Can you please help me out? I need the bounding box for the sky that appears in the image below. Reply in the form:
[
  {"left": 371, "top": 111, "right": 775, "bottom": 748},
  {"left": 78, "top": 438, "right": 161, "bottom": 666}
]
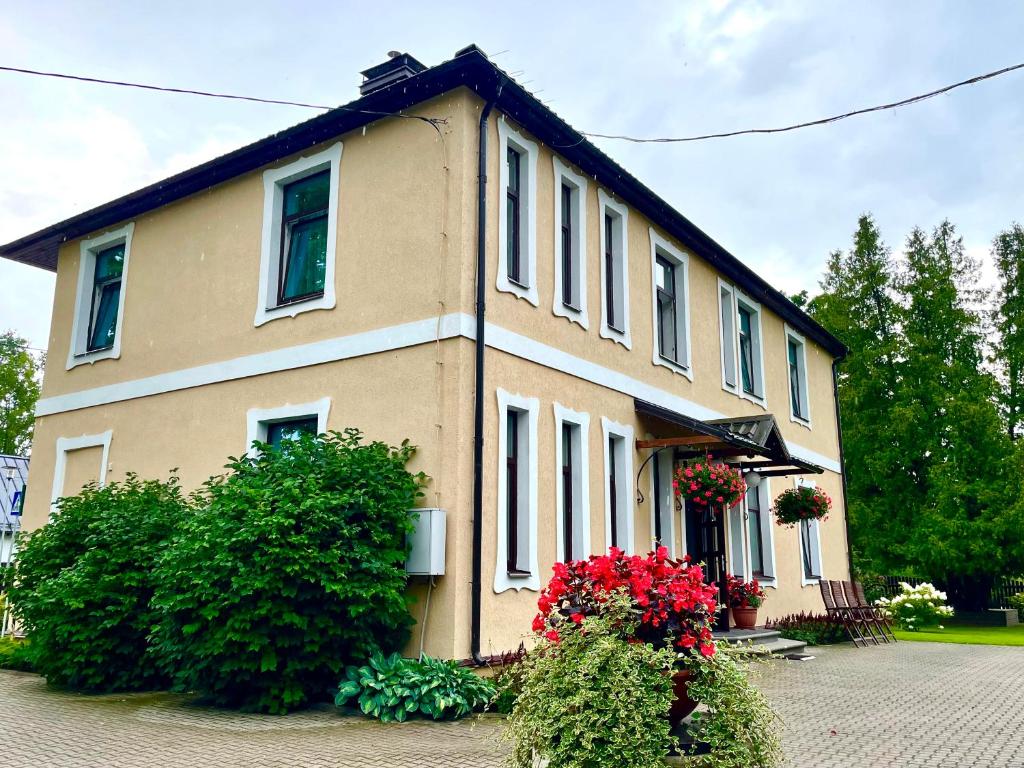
[{"left": 1, "top": 0, "right": 1022, "bottom": 351}]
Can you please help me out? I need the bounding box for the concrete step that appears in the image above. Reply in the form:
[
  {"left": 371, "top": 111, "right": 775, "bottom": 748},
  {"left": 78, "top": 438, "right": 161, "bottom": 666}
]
[
  {"left": 712, "top": 628, "right": 782, "bottom": 644},
  {"left": 711, "top": 628, "right": 808, "bottom": 657}
]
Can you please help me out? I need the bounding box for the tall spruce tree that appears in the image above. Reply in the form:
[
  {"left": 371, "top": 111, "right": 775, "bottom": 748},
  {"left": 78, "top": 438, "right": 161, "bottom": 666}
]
[{"left": 992, "top": 224, "right": 1024, "bottom": 439}]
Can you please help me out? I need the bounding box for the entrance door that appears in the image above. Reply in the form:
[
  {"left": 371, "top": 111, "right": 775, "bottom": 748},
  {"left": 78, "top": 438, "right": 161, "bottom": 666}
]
[{"left": 684, "top": 499, "right": 730, "bottom": 631}]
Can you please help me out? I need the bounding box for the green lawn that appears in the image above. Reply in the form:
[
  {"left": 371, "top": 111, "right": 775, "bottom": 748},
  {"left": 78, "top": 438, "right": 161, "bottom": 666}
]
[{"left": 893, "top": 624, "right": 1024, "bottom": 646}]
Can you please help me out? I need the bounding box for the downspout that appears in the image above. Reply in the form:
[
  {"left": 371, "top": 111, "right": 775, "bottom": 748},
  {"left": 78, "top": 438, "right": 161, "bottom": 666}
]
[
  {"left": 832, "top": 357, "right": 855, "bottom": 580},
  {"left": 470, "top": 96, "right": 496, "bottom": 665}
]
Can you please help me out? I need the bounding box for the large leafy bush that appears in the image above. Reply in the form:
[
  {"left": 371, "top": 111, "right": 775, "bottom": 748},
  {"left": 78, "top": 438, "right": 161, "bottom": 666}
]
[
  {"left": 8, "top": 475, "right": 185, "bottom": 690},
  {"left": 335, "top": 652, "right": 495, "bottom": 722},
  {"left": 503, "top": 593, "right": 676, "bottom": 768},
  {"left": 151, "top": 429, "right": 425, "bottom": 713},
  {"left": 0, "top": 637, "right": 34, "bottom": 671}
]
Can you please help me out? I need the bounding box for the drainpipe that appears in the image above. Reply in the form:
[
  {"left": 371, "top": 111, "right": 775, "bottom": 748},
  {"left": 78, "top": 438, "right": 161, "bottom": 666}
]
[
  {"left": 470, "top": 96, "right": 496, "bottom": 665},
  {"left": 831, "top": 358, "right": 855, "bottom": 580}
]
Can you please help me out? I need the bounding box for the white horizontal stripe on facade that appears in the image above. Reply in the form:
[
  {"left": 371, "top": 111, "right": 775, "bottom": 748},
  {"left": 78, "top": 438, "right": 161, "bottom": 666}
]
[{"left": 36, "top": 312, "right": 841, "bottom": 474}]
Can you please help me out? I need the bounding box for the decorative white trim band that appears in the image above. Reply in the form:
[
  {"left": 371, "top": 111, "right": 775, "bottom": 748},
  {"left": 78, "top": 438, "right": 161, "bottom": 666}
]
[{"left": 36, "top": 313, "right": 841, "bottom": 474}]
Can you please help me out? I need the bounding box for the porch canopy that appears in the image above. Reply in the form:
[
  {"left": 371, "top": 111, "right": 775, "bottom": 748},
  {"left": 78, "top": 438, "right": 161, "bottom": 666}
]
[{"left": 633, "top": 399, "right": 823, "bottom": 478}]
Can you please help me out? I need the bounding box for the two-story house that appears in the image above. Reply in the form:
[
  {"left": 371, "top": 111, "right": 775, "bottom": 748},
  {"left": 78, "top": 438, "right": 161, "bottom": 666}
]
[{"left": 0, "top": 46, "right": 850, "bottom": 662}]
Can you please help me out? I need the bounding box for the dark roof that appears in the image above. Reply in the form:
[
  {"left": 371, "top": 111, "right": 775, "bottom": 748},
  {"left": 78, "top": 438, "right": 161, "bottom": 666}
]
[
  {"left": 0, "top": 46, "right": 846, "bottom": 358},
  {"left": 706, "top": 414, "right": 792, "bottom": 463}
]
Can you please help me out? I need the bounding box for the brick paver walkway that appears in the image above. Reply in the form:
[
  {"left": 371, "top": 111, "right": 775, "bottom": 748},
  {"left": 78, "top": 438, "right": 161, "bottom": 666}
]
[{"left": 3, "top": 641, "right": 1023, "bottom": 767}]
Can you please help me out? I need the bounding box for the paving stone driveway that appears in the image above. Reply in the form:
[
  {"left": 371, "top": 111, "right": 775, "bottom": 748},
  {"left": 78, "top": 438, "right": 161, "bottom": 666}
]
[{"left": 3, "top": 641, "right": 1023, "bottom": 767}]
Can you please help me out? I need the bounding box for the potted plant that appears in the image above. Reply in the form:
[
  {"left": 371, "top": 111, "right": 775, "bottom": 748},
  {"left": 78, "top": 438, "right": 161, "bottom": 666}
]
[
  {"left": 531, "top": 546, "right": 719, "bottom": 726},
  {"left": 772, "top": 484, "right": 831, "bottom": 527},
  {"left": 673, "top": 457, "right": 746, "bottom": 510},
  {"left": 727, "top": 575, "right": 766, "bottom": 630}
]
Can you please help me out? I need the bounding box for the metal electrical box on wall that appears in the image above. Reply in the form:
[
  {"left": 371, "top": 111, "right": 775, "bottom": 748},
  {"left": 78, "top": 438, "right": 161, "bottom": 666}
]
[{"left": 406, "top": 508, "right": 446, "bottom": 576}]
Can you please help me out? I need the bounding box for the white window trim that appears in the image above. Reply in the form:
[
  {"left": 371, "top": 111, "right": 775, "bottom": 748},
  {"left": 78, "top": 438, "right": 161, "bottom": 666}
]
[
  {"left": 747, "top": 478, "right": 777, "bottom": 588},
  {"left": 796, "top": 477, "right": 824, "bottom": 585},
  {"left": 649, "top": 446, "right": 676, "bottom": 558},
  {"left": 718, "top": 279, "right": 739, "bottom": 394},
  {"left": 601, "top": 417, "right": 635, "bottom": 554},
  {"left": 649, "top": 228, "right": 692, "bottom": 380},
  {"left": 553, "top": 403, "right": 591, "bottom": 562},
  {"left": 50, "top": 430, "right": 113, "bottom": 515},
  {"left": 784, "top": 324, "right": 813, "bottom": 429},
  {"left": 551, "top": 157, "right": 589, "bottom": 329},
  {"left": 734, "top": 288, "right": 768, "bottom": 409},
  {"left": 496, "top": 119, "right": 539, "bottom": 307},
  {"left": 495, "top": 389, "right": 540, "bottom": 593},
  {"left": 255, "top": 142, "right": 342, "bottom": 327},
  {"left": 246, "top": 397, "right": 331, "bottom": 456},
  {"left": 68, "top": 223, "right": 134, "bottom": 370},
  {"left": 598, "top": 190, "right": 631, "bottom": 348}
]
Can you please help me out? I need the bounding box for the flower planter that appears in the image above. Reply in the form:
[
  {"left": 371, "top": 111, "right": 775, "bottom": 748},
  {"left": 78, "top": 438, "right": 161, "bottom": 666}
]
[
  {"left": 669, "top": 669, "right": 698, "bottom": 726},
  {"left": 732, "top": 606, "right": 759, "bottom": 630}
]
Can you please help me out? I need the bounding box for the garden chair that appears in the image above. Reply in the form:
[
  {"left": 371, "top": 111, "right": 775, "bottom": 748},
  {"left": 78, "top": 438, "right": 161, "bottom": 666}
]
[
  {"left": 818, "top": 579, "right": 869, "bottom": 647},
  {"left": 840, "top": 581, "right": 889, "bottom": 644},
  {"left": 851, "top": 580, "right": 896, "bottom": 641},
  {"left": 830, "top": 580, "right": 879, "bottom": 646}
]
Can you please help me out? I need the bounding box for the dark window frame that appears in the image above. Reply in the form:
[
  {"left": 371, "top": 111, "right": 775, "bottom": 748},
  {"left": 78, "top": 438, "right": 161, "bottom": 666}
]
[
  {"left": 276, "top": 170, "right": 330, "bottom": 307},
  {"left": 604, "top": 211, "right": 621, "bottom": 332},
  {"left": 506, "top": 409, "right": 529, "bottom": 576},
  {"left": 738, "top": 305, "right": 756, "bottom": 396},
  {"left": 265, "top": 415, "right": 319, "bottom": 451},
  {"left": 608, "top": 435, "right": 619, "bottom": 548},
  {"left": 655, "top": 253, "right": 680, "bottom": 364},
  {"left": 560, "top": 182, "right": 576, "bottom": 309},
  {"left": 86, "top": 243, "right": 125, "bottom": 353},
  {"left": 561, "top": 422, "right": 574, "bottom": 562},
  {"left": 747, "top": 486, "right": 765, "bottom": 577},
  {"left": 800, "top": 518, "right": 820, "bottom": 580},
  {"left": 506, "top": 147, "right": 524, "bottom": 287},
  {"left": 788, "top": 337, "right": 806, "bottom": 420}
]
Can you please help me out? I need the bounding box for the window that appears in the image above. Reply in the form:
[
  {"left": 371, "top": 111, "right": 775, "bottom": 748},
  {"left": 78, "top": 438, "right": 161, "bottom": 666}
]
[
  {"left": 598, "top": 191, "right": 630, "bottom": 348},
  {"left": 650, "top": 448, "right": 675, "bottom": 557},
  {"left": 266, "top": 416, "right": 319, "bottom": 450},
  {"left": 278, "top": 171, "right": 329, "bottom": 305},
  {"left": 246, "top": 398, "right": 331, "bottom": 456},
  {"left": 496, "top": 389, "right": 539, "bottom": 592},
  {"left": 602, "top": 417, "right": 634, "bottom": 553},
  {"left": 68, "top": 223, "right": 134, "bottom": 369},
  {"left": 497, "top": 120, "right": 538, "bottom": 305},
  {"left": 796, "top": 479, "right": 823, "bottom": 584},
  {"left": 747, "top": 485, "right": 765, "bottom": 576},
  {"left": 785, "top": 326, "right": 811, "bottom": 425},
  {"left": 719, "top": 284, "right": 765, "bottom": 404},
  {"left": 719, "top": 281, "right": 738, "bottom": 391},
  {"left": 554, "top": 404, "right": 590, "bottom": 563},
  {"left": 649, "top": 230, "right": 691, "bottom": 376},
  {"left": 256, "top": 142, "right": 342, "bottom": 327},
  {"left": 552, "top": 158, "right": 589, "bottom": 328}
]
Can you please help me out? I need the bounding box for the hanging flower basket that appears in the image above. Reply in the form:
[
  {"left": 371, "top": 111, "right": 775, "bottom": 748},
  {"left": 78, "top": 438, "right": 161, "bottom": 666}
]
[
  {"left": 673, "top": 457, "right": 746, "bottom": 509},
  {"left": 772, "top": 485, "right": 831, "bottom": 527}
]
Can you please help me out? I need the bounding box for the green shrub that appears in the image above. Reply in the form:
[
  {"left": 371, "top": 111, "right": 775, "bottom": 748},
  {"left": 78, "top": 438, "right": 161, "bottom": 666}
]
[
  {"left": 502, "top": 593, "right": 676, "bottom": 768},
  {"left": 1009, "top": 592, "right": 1024, "bottom": 613},
  {"left": 8, "top": 475, "right": 186, "bottom": 691},
  {"left": 151, "top": 429, "right": 426, "bottom": 713},
  {"left": 765, "top": 612, "right": 848, "bottom": 645},
  {"left": 336, "top": 652, "right": 495, "bottom": 722},
  {"left": 682, "top": 643, "right": 783, "bottom": 768},
  {"left": 0, "top": 637, "right": 33, "bottom": 672}
]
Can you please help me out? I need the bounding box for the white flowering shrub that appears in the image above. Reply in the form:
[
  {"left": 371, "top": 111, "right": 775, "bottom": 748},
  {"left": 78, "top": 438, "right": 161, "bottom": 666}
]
[{"left": 875, "top": 582, "right": 953, "bottom": 631}]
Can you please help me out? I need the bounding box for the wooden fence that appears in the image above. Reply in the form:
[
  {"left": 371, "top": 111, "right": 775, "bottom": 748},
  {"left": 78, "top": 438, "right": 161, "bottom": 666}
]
[{"left": 878, "top": 575, "right": 1024, "bottom": 608}]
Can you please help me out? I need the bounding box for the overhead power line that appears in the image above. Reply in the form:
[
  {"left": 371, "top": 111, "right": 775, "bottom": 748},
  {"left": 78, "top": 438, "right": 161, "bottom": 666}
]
[{"left": 1, "top": 61, "right": 1021, "bottom": 143}]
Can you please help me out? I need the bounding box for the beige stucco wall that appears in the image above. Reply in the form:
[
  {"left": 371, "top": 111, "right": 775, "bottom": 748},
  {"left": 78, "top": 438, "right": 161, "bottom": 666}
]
[{"left": 22, "top": 88, "right": 849, "bottom": 662}]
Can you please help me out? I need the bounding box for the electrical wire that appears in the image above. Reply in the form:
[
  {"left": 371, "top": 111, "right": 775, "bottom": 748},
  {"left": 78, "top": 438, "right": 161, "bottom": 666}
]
[{"left": 580, "top": 62, "right": 1024, "bottom": 143}]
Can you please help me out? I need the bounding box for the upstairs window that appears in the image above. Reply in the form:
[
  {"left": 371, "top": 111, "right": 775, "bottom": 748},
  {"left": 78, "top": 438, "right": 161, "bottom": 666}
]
[
  {"left": 497, "top": 120, "right": 538, "bottom": 305},
  {"left": 739, "top": 306, "right": 755, "bottom": 394},
  {"left": 599, "top": 191, "right": 631, "bottom": 348},
  {"left": 552, "top": 158, "right": 589, "bottom": 328},
  {"left": 87, "top": 244, "right": 125, "bottom": 352},
  {"left": 786, "top": 326, "right": 811, "bottom": 425},
  {"left": 278, "top": 171, "right": 329, "bottom": 305},
  {"left": 719, "top": 282, "right": 738, "bottom": 391},
  {"left": 68, "top": 223, "right": 134, "bottom": 369},
  {"left": 256, "top": 142, "right": 342, "bottom": 327},
  {"left": 650, "top": 231, "right": 691, "bottom": 377},
  {"left": 735, "top": 292, "right": 766, "bottom": 403}
]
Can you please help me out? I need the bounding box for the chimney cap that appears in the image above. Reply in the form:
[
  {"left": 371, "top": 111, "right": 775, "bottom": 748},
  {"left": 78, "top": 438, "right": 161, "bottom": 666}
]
[{"left": 360, "top": 52, "right": 427, "bottom": 96}]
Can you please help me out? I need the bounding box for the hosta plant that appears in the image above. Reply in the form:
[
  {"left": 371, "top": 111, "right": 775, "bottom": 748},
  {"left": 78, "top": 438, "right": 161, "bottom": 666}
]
[
  {"left": 335, "top": 652, "right": 495, "bottom": 722},
  {"left": 532, "top": 546, "right": 719, "bottom": 654},
  {"left": 874, "top": 582, "right": 953, "bottom": 631},
  {"left": 772, "top": 485, "right": 831, "bottom": 527},
  {"left": 673, "top": 458, "right": 747, "bottom": 509}
]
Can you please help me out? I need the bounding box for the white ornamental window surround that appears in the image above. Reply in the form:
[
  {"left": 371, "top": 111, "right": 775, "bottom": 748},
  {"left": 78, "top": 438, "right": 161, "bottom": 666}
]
[
  {"left": 495, "top": 389, "right": 540, "bottom": 593},
  {"left": 649, "top": 228, "right": 692, "bottom": 380},
  {"left": 554, "top": 403, "right": 591, "bottom": 562},
  {"left": 598, "top": 190, "right": 631, "bottom": 349}
]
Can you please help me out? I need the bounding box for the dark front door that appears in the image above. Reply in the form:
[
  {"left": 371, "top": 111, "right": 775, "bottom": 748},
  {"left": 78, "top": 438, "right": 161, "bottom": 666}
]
[{"left": 685, "top": 499, "right": 730, "bottom": 631}]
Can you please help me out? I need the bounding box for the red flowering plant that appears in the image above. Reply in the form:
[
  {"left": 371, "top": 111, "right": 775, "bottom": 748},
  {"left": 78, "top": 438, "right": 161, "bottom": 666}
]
[
  {"left": 532, "top": 547, "right": 720, "bottom": 658},
  {"left": 772, "top": 485, "right": 831, "bottom": 527},
  {"left": 726, "top": 575, "right": 766, "bottom": 609},
  {"left": 672, "top": 457, "right": 746, "bottom": 510}
]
